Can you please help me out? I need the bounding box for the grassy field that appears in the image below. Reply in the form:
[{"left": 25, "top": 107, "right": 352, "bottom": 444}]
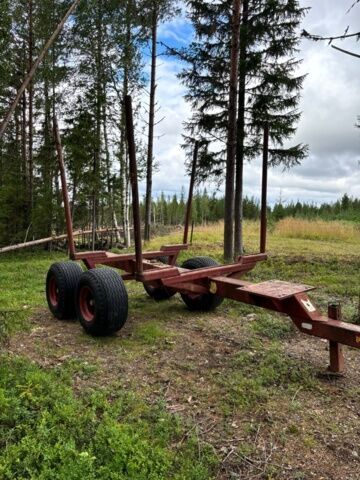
[{"left": 0, "top": 219, "right": 359, "bottom": 479}]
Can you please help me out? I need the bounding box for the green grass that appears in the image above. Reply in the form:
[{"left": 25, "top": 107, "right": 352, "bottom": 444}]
[
  {"left": 0, "top": 220, "right": 359, "bottom": 479},
  {"left": 0, "top": 357, "right": 216, "bottom": 480},
  {"left": 133, "top": 320, "right": 170, "bottom": 344},
  {"left": 250, "top": 313, "right": 294, "bottom": 340},
  {"left": 0, "top": 250, "right": 66, "bottom": 309},
  {"left": 221, "top": 343, "right": 316, "bottom": 411}
]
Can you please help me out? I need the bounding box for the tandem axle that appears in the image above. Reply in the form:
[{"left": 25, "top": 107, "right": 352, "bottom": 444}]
[{"left": 46, "top": 96, "right": 360, "bottom": 374}]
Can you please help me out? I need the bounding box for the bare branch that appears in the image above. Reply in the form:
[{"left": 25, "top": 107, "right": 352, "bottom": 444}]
[
  {"left": 302, "top": 29, "right": 360, "bottom": 43},
  {"left": 154, "top": 116, "right": 165, "bottom": 126},
  {"left": 347, "top": 0, "right": 360, "bottom": 14},
  {"left": 332, "top": 44, "right": 360, "bottom": 59}
]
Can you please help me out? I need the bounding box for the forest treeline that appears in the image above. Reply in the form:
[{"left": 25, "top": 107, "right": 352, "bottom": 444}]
[
  {"left": 1, "top": 0, "right": 163, "bottom": 248},
  {"left": 1, "top": 0, "right": 349, "bottom": 252},
  {"left": 142, "top": 192, "right": 360, "bottom": 227}
]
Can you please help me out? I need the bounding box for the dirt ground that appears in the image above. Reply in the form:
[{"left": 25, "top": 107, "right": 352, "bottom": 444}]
[{"left": 7, "top": 304, "right": 360, "bottom": 480}]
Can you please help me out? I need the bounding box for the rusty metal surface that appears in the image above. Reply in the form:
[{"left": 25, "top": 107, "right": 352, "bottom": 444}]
[
  {"left": 161, "top": 244, "right": 188, "bottom": 252},
  {"left": 328, "top": 302, "right": 345, "bottom": 373},
  {"left": 183, "top": 142, "right": 198, "bottom": 245},
  {"left": 125, "top": 95, "right": 143, "bottom": 275},
  {"left": 53, "top": 115, "right": 76, "bottom": 259},
  {"left": 239, "top": 280, "right": 315, "bottom": 299},
  {"left": 74, "top": 251, "right": 107, "bottom": 260},
  {"left": 238, "top": 253, "right": 267, "bottom": 264},
  {"left": 260, "top": 122, "right": 269, "bottom": 254},
  {"left": 139, "top": 267, "right": 180, "bottom": 282},
  {"left": 163, "top": 259, "right": 261, "bottom": 287}
]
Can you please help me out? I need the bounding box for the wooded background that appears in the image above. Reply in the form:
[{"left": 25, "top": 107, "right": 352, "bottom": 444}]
[{"left": 0, "top": 0, "right": 357, "bottom": 253}]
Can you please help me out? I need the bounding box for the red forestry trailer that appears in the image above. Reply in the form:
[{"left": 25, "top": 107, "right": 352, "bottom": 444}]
[{"left": 46, "top": 96, "right": 360, "bottom": 374}]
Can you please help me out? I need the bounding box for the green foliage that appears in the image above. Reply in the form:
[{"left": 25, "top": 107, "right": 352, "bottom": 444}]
[
  {"left": 0, "top": 309, "right": 29, "bottom": 344},
  {"left": 0, "top": 356, "right": 216, "bottom": 479},
  {"left": 223, "top": 344, "right": 315, "bottom": 410},
  {"left": 140, "top": 191, "right": 360, "bottom": 227},
  {"left": 0, "top": 250, "right": 66, "bottom": 310},
  {"left": 0, "top": 0, "right": 171, "bottom": 246},
  {"left": 250, "top": 313, "right": 294, "bottom": 340},
  {"left": 274, "top": 194, "right": 360, "bottom": 222},
  {"left": 133, "top": 320, "right": 169, "bottom": 344},
  {"left": 180, "top": 0, "right": 308, "bottom": 179},
  {"left": 0, "top": 223, "right": 358, "bottom": 479}
]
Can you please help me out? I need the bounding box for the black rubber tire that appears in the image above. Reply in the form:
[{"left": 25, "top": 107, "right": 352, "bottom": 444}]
[
  {"left": 46, "top": 262, "right": 83, "bottom": 320},
  {"left": 143, "top": 256, "right": 177, "bottom": 301},
  {"left": 76, "top": 268, "right": 128, "bottom": 336},
  {"left": 180, "top": 256, "right": 224, "bottom": 311}
]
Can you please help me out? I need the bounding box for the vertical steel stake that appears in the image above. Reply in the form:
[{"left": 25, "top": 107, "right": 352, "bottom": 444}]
[
  {"left": 190, "top": 220, "right": 195, "bottom": 245},
  {"left": 183, "top": 142, "right": 199, "bottom": 245},
  {"left": 53, "top": 115, "right": 76, "bottom": 260},
  {"left": 260, "top": 123, "right": 269, "bottom": 254},
  {"left": 328, "top": 302, "right": 345, "bottom": 373},
  {"left": 124, "top": 95, "right": 143, "bottom": 276}
]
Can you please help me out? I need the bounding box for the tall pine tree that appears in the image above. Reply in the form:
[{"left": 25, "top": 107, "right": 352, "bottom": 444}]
[{"left": 181, "top": 0, "right": 308, "bottom": 259}]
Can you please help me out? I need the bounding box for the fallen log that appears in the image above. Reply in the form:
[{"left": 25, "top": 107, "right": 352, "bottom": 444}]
[{"left": 0, "top": 228, "right": 125, "bottom": 254}]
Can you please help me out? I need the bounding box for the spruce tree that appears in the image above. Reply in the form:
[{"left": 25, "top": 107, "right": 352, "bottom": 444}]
[{"left": 181, "top": 0, "right": 308, "bottom": 259}]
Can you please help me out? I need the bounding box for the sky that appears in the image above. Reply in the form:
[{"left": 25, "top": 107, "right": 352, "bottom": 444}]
[{"left": 139, "top": 0, "right": 360, "bottom": 206}]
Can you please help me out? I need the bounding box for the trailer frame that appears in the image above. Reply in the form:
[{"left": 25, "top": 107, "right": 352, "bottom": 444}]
[{"left": 47, "top": 96, "right": 360, "bottom": 374}]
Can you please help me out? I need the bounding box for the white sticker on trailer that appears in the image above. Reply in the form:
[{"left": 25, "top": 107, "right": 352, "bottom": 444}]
[
  {"left": 301, "top": 322, "right": 313, "bottom": 331},
  {"left": 301, "top": 299, "right": 316, "bottom": 313}
]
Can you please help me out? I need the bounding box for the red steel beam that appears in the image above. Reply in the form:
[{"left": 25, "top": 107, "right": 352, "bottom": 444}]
[
  {"left": 139, "top": 266, "right": 180, "bottom": 282},
  {"left": 260, "top": 122, "right": 269, "bottom": 254},
  {"left": 161, "top": 244, "right": 188, "bottom": 252},
  {"left": 53, "top": 115, "right": 76, "bottom": 260},
  {"left": 183, "top": 142, "right": 199, "bottom": 245},
  {"left": 327, "top": 302, "right": 345, "bottom": 373},
  {"left": 124, "top": 95, "right": 143, "bottom": 276},
  {"left": 75, "top": 249, "right": 183, "bottom": 266},
  {"left": 209, "top": 277, "right": 360, "bottom": 350},
  {"left": 163, "top": 254, "right": 267, "bottom": 287},
  {"left": 163, "top": 263, "right": 257, "bottom": 287}
]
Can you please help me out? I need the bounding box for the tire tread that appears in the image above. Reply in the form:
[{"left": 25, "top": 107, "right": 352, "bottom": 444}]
[
  {"left": 46, "top": 262, "right": 83, "bottom": 320},
  {"left": 180, "top": 256, "right": 224, "bottom": 311},
  {"left": 76, "top": 268, "right": 128, "bottom": 336}
]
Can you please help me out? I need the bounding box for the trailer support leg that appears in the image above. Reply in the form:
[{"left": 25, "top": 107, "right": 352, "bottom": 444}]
[{"left": 328, "top": 303, "right": 345, "bottom": 373}]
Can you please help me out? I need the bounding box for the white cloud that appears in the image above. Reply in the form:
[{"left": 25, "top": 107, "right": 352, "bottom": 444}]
[{"left": 141, "top": 0, "right": 360, "bottom": 205}]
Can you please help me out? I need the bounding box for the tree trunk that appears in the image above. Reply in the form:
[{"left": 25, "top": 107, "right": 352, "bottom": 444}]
[
  {"left": 102, "top": 99, "right": 121, "bottom": 243},
  {"left": 120, "top": 142, "right": 131, "bottom": 248},
  {"left": 20, "top": 42, "right": 28, "bottom": 232},
  {"left": 224, "top": 0, "right": 242, "bottom": 262},
  {"left": 71, "top": 178, "right": 77, "bottom": 221},
  {"left": 92, "top": 4, "right": 104, "bottom": 250},
  {"left": 144, "top": 6, "right": 158, "bottom": 241},
  {"left": 234, "top": 0, "right": 248, "bottom": 258},
  {"left": 44, "top": 76, "right": 53, "bottom": 238},
  {"left": 27, "top": 0, "right": 34, "bottom": 229},
  {"left": 120, "top": 16, "right": 131, "bottom": 248},
  {"left": 21, "top": 90, "right": 27, "bottom": 221}
]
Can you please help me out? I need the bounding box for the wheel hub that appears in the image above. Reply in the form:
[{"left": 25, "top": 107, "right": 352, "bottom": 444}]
[
  {"left": 48, "top": 277, "right": 59, "bottom": 307},
  {"left": 79, "top": 286, "right": 95, "bottom": 322}
]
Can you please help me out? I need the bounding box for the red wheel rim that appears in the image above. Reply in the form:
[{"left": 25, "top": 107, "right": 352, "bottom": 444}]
[
  {"left": 49, "top": 276, "right": 59, "bottom": 307},
  {"left": 79, "top": 286, "right": 95, "bottom": 322}
]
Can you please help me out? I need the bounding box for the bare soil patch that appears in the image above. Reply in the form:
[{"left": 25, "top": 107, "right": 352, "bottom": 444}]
[{"left": 8, "top": 304, "right": 360, "bottom": 480}]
